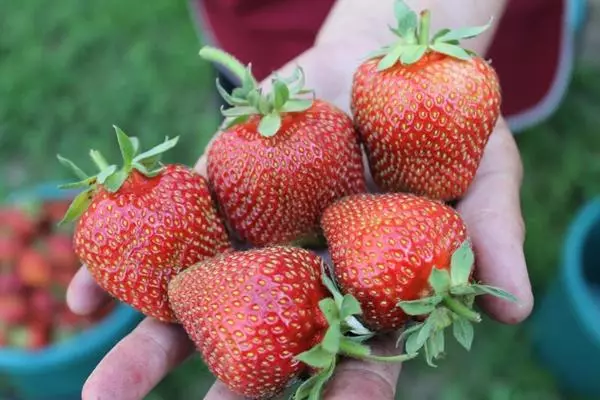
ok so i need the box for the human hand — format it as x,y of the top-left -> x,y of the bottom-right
68,1 -> 532,397
67,111 -> 532,400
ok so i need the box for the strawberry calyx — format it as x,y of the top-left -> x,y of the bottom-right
396,240 -> 518,367
291,265 -> 417,399
372,0 -> 493,71
56,126 -> 179,225
199,46 -> 315,137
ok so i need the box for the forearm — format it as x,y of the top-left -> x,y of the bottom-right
271,0 -> 509,112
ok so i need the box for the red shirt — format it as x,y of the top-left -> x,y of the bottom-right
195,0 -> 567,126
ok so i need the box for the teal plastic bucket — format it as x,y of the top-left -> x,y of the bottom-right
0,183 -> 143,399
530,198 -> 600,398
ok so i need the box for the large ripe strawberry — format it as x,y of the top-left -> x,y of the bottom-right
321,193 -> 516,366
351,0 -> 501,201
168,246 -> 414,400
199,46 -> 366,247
57,126 -> 232,322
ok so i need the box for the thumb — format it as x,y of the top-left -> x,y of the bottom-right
323,334 -> 403,400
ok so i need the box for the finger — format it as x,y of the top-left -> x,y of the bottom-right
82,318 -> 194,400
457,118 -> 533,324
66,266 -> 110,315
323,334 -> 402,400
203,380 -> 246,400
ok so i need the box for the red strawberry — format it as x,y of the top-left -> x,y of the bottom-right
0,235 -> 23,265
0,294 -> 27,324
321,193 -> 516,366
0,273 -> 23,295
57,126 -> 232,322
16,248 -> 52,288
29,289 -> 56,324
199,46 -> 366,247
350,1 -> 501,201
45,233 -> 77,271
0,207 -> 35,243
168,246 -> 414,400
41,200 -> 71,224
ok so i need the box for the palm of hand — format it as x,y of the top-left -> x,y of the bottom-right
67,113 -> 532,400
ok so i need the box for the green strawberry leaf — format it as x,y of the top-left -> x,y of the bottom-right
377,44 -> 405,71
216,78 -> 249,107
133,136 -> 179,165
281,99 -> 313,113
394,0 -> 418,37
397,322 -> 424,347
221,115 -> 249,131
452,317 -> 474,351
322,322 -> 341,353
431,28 -> 451,42
433,18 -> 493,43
258,112 -> 282,137
58,188 -> 93,225
295,345 -> 334,369
429,268 -> 451,294
307,360 -> 336,400
103,169 -> 128,193
398,295 -> 443,315
429,329 -> 445,361
343,315 -> 372,336
472,284 -> 518,302
95,165 -> 118,185
129,136 -> 140,156
400,44 -> 427,64
292,373 -> 321,400
57,154 -> 88,180
405,331 -> 423,355
58,177 -> 96,190
273,80 -> 290,109
429,42 -> 472,61
221,105 -> 260,118
450,241 -> 474,286
114,125 -> 136,167
449,285 -> 476,296
339,338 -> 371,358
132,161 -> 162,178
318,298 -> 340,325
321,272 -> 344,307
340,294 -> 362,320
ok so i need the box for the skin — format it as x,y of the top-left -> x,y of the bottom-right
66,0 -> 533,398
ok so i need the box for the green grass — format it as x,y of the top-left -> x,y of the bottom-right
2,0 -> 600,399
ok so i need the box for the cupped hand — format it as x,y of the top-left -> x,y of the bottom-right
69,3 -> 533,395
67,111 -> 532,400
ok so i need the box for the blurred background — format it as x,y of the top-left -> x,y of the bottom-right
1,0 -> 600,399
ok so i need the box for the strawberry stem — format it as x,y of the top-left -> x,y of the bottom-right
418,10 -> 431,45
199,46 -> 256,86
442,296 -> 481,323
199,46 -> 315,137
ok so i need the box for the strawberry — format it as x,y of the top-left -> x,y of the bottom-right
0,294 -> 27,324
168,246 -> 414,400
56,126 -> 232,322
16,248 -> 52,288
199,46 -> 366,247
0,207 -> 35,243
321,193 -> 516,366
350,0 -> 501,201
45,232 -> 78,271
